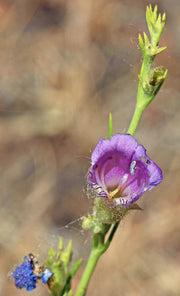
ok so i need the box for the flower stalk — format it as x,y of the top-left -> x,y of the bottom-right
128,5 -> 167,135
74,227 -> 118,296
74,5 -> 167,296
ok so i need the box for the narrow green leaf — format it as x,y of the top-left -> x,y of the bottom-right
61,240 -> 72,272
60,259 -> 82,296
46,247 -> 56,265
156,13 -> 161,26
143,32 -> 150,47
59,237 -> 63,250
108,112 -> 113,139
146,6 -> 151,27
154,46 -> 167,55
153,5 -> 158,21
148,4 -> 152,16
162,13 -> 166,23
146,5 -> 150,17
138,34 -> 145,54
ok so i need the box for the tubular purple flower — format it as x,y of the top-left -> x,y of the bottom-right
88,134 -> 163,207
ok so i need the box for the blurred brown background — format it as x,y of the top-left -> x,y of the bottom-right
0,0 -> 179,295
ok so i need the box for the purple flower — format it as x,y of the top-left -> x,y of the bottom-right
88,134 -> 162,207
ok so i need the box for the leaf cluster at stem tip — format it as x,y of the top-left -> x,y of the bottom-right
139,4 -> 167,57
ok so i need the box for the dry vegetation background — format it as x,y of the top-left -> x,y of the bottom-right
0,0 -> 179,295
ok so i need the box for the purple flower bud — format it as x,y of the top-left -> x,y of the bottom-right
88,134 -> 163,207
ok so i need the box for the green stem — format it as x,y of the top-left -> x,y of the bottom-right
127,103 -> 144,135
74,248 -> 101,296
74,223 -> 123,296
74,234 -> 105,296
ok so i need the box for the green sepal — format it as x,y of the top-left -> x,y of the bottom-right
82,213 -> 109,234
82,196 -> 143,235
128,203 -> 143,211
92,196 -> 128,224
44,238 -> 81,296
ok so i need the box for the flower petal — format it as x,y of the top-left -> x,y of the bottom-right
134,145 -> 163,190
41,268 -> 53,284
91,134 -> 138,165
12,258 -> 37,291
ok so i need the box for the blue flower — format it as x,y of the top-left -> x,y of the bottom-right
40,268 -> 54,284
12,254 -> 53,291
12,256 -> 37,291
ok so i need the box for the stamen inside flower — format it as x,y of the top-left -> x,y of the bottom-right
93,152 -> 151,205
107,186 -> 121,202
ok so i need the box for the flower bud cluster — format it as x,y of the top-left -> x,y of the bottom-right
44,238 -> 72,295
